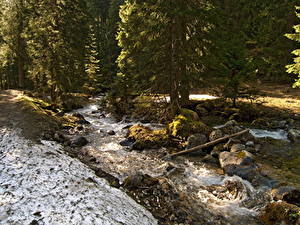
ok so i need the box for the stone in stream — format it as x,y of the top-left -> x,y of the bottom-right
107,130 -> 116,135
119,138 -> 135,147
287,129 -> 300,142
219,151 -> 258,182
70,136 -> 88,147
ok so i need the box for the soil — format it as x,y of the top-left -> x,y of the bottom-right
0,90 -> 60,142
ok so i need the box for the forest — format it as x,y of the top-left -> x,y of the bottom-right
1,1 -> 300,225
0,0 -> 299,112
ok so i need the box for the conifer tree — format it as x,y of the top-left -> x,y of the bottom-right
286,6 -> 300,87
117,0 -> 210,114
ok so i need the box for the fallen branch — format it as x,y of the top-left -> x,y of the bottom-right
164,129 -> 250,159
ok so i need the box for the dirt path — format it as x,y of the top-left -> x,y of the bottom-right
0,90 -> 59,141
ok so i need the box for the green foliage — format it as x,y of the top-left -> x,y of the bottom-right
286,6 -> 300,88
117,0 -> 211,114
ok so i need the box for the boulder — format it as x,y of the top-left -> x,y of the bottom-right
259,202 -> 300,225
288,129 -> 300,142
70,136 -> 88,147
209,129 -> 224,142
219,151 -> 258,181
128,124 -> 168,150
219,150 -> 254,168
168,109 -> 212,138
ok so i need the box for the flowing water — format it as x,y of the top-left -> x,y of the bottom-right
69,100 -> 283,224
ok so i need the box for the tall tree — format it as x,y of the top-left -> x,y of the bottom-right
25,0 -> 89,100
117,0 -> 210,114
285,6 -> 300,88
0,0 -> 28,89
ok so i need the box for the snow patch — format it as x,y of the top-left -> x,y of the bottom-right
0,128 -> 157,225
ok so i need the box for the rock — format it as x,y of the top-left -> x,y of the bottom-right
270,186 -> 300,207
186,133 -> 207,149
288,129 -> 300,142
77,118 -> 90,125
245,141 -> 254,147
209,129 -> 223,142
201,155 -> 219,165
219,151 -> 254,168
53,132 -> 67,143
230,144 -> 246,152
210,144 -> 224,158
128,124 -> 168,150
195,105 -> 209,117
119,138 -> 135,147
70,136 -> 88,147
168,109 -> 212,138
72,113 -> 85,119
107,130 -> 116,135
219,120 -> 243,135
259,202 -> 300,225
219,151 -> 258,181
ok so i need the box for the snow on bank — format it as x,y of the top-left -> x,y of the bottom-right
0,128 -> 157,225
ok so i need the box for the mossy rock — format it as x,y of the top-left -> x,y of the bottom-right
259,202 -> 300,225
168,109 -> 212,139
128,124 -> 168,150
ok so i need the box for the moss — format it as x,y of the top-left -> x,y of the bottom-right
128,124 -> 168,150
167,109 -> 211,139
236,151 -> 246,159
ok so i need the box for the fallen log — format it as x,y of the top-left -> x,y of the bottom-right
164,129 -> 250,159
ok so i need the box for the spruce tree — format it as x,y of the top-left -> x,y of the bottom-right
117,0 -> 210,114
286,6 -> 300,87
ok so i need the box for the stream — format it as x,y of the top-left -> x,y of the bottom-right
67,99 -> 300,225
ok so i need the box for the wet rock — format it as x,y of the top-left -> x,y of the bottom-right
186,133 -> 207,149
230,144 -> 246,152
209,129 -> 223,142
53,132 -> 67,143
107,130 -> 116,135
77,118 -> 90,125
72,113 -> 85,120
119,138 -> 135,147
287,129 -> 300,142
259,202 -> 300,225
245,141 -> 254,147
270,186 -> 300,207
219,151 -> 258,181
122,173 -> 159,190
70,136 -> 88,147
